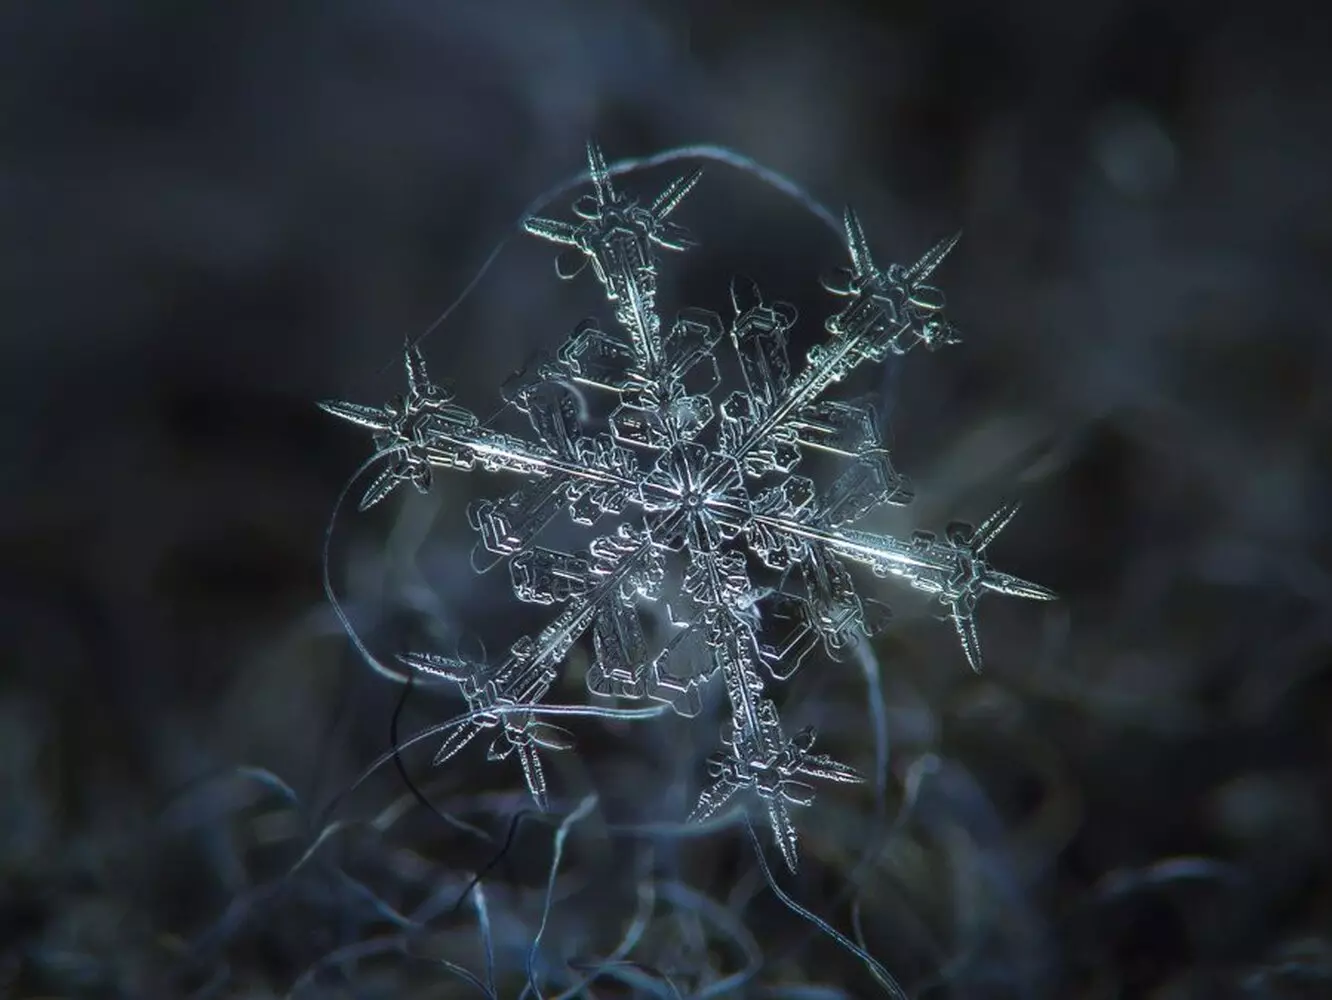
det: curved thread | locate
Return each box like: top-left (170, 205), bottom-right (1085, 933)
top-left (525, 794), bottom-right (601, 999)
top-left (392, 143), bottom-right (844, 368)
top-left (316, 700), bottom-right (669, 832)
top-left (746, 818), bottom-right (909, 1000)
top-left (322, 447), bottom-right (418, 684)
top-left (388, 672), bottom-right (492, 840)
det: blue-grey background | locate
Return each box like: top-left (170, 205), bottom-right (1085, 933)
top-left (3, 1), bottom-right (1329, 997)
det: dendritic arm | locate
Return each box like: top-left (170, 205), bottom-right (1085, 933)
top-left (523, 140), bottom-right (703, 386)
top-left (749, 502), bottom-right (1056, 672)
top-left (319, 342), bottom-right (640, 512)
top-left (712, 212), bottom-right (961, 487)
top-left (682, 547), bottom-right (864, 871)
top-left (397, 525), bottom-right (662, 808)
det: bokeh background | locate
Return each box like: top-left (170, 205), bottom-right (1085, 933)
top-left (3, 1), bottom-right (1330, 997)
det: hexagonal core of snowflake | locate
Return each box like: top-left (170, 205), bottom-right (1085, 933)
top-left (638, 440), bottom-right (749, 551)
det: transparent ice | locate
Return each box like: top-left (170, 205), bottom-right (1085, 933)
top-left (320, 142), bottom-right (1056, 871)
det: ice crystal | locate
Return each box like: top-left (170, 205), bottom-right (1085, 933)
top-left (321, 142), bottom-right (1056, 871)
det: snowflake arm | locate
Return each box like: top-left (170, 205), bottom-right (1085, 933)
top-left (709, 210), bottom-right (962, 490)
top-left (680, 547), bottom-right (864, 871)
top-left (523, 140), bottom-right (703, 382)
top-left (746, 501), bottom-right (1057, 672)
top-left (397, 526), bottom-right (659, 807)
top-left (688, 693), bottom-right (863, 872)
top-left (320, 342), bottom-right (646, 519)
top-left (822, 209), bottom-right (962, 354)
top-left (318, 342), bottom-right (453, 509)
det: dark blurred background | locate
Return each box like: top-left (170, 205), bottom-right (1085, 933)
top-left (3, 1), bottom-right (1330, 997)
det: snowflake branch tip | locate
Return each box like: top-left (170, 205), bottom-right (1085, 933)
top-left (649, 164), bottom-right (704, 221)
top-left (521, 214), bottom-right (580, 247)
top-left (317, 398), bottom-right (392, 433)
top-left (842, 206), bottom-right (876, 276)
top-left (906, 229), bottom-right (962, 282)
top-left (585, 138), bottom-right (615, 206)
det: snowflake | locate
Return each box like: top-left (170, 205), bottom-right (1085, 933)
top-left (321, 142), bottom-right (1056, 871)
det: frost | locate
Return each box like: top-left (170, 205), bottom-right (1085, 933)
top-left (320, 141), bottom-right (1055, 870)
